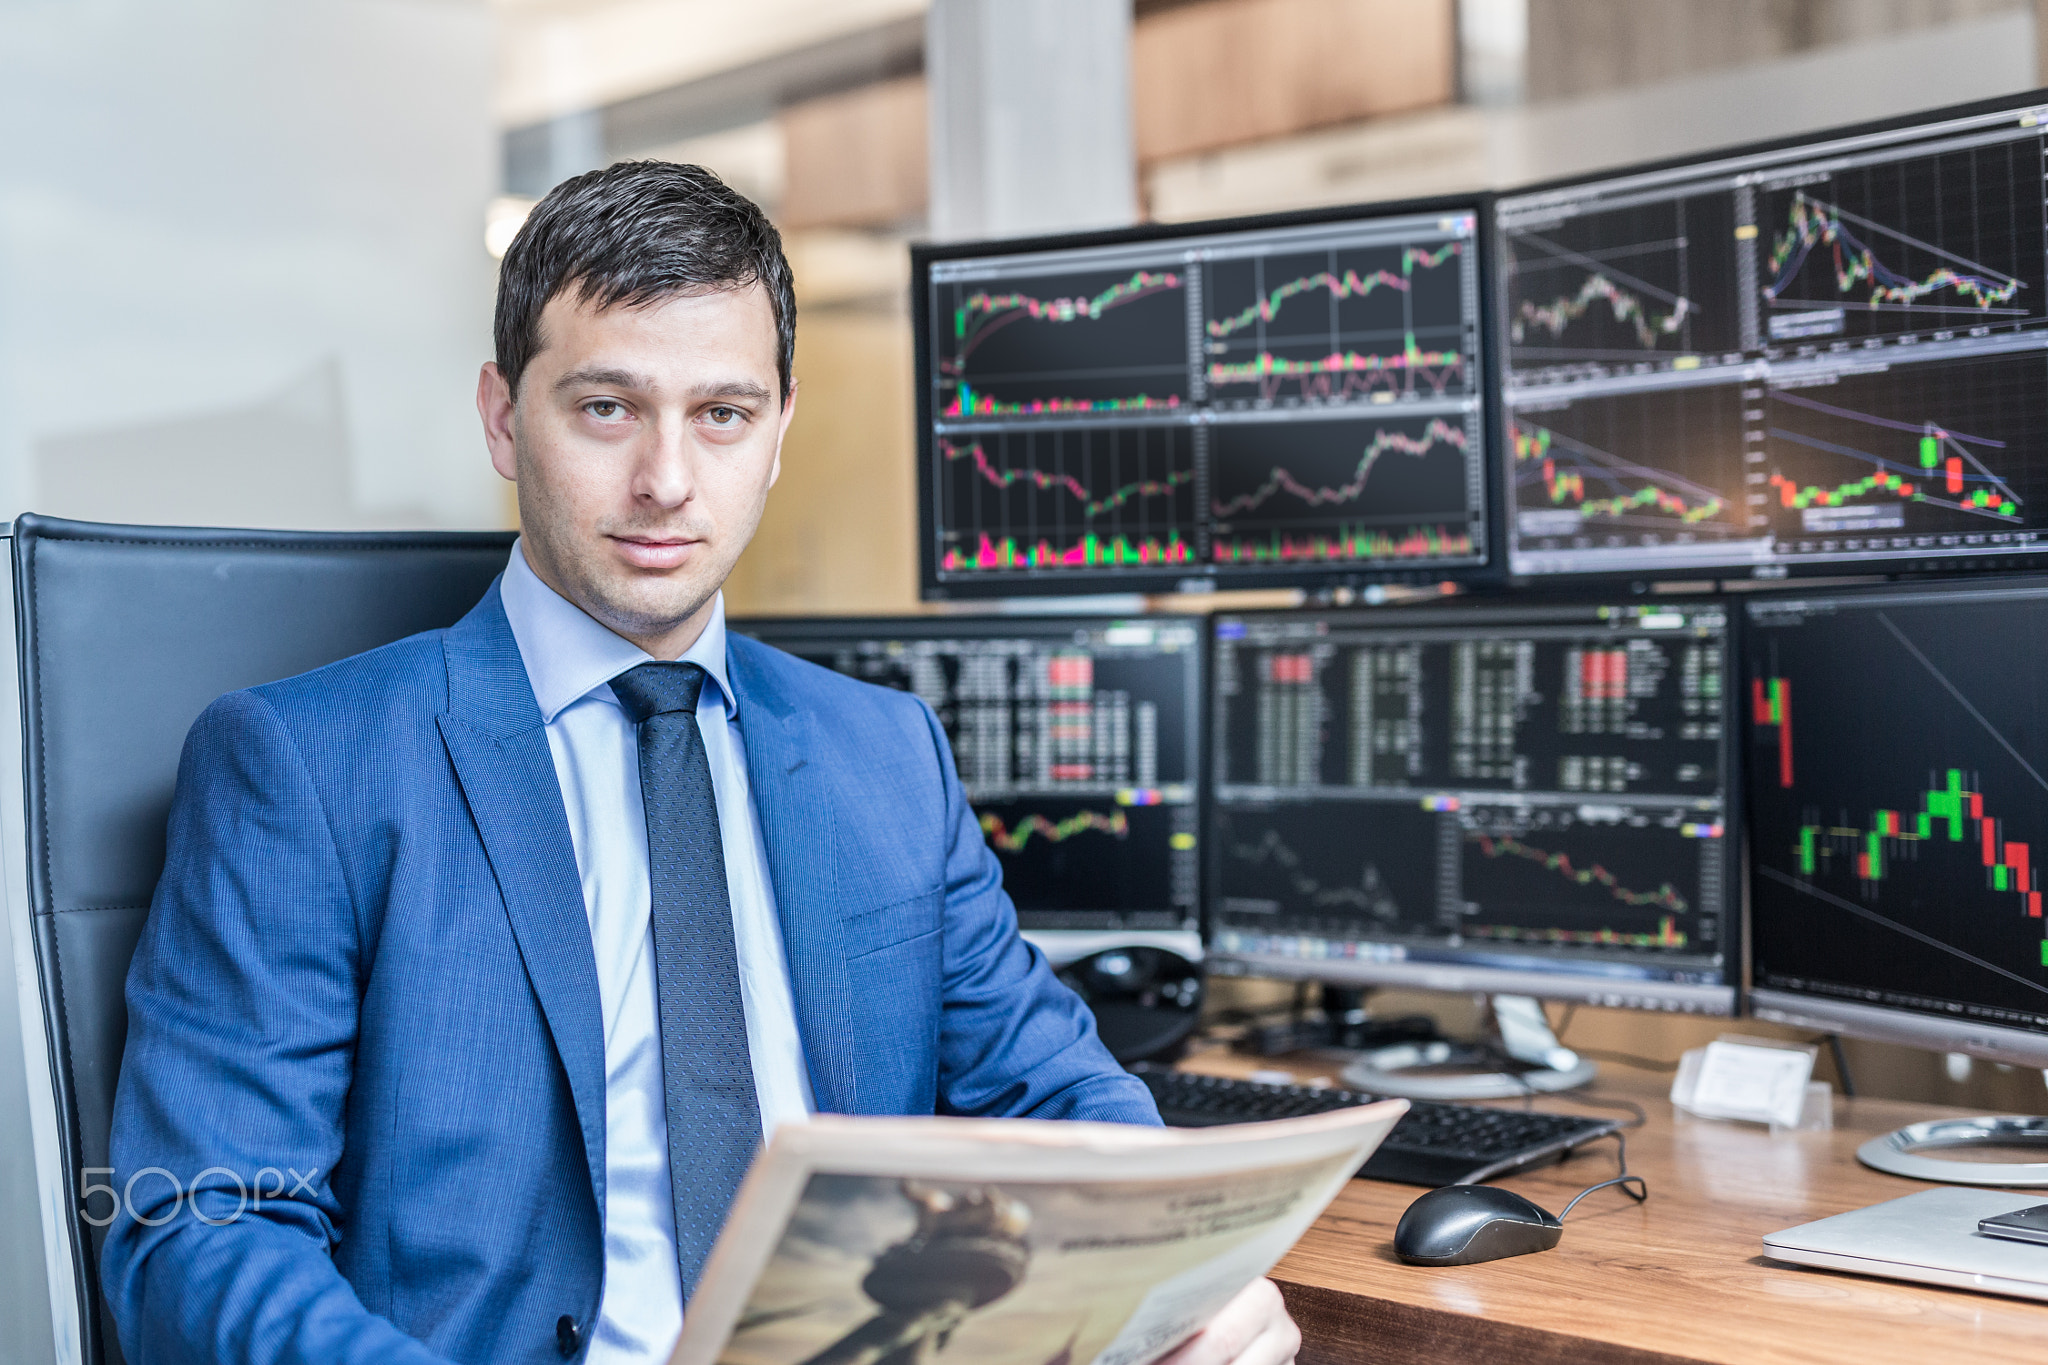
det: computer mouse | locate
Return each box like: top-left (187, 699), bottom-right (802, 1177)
top-left (1393, 1184), bottom-right (1563, 1266)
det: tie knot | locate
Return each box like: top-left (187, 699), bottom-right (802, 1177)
top-left (610, 661), bottom-right (709, 722)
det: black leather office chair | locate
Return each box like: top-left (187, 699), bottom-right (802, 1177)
top-left (11, 514), bottom-right (515, 1365)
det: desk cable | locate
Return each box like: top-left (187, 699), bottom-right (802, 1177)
top-left (1556, 1132), bottom-right (1649, 1220)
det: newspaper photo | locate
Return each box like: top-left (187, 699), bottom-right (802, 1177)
top-left (670, 1099), bottom-right (1406, 1365)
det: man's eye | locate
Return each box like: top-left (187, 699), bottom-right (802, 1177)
top-left (586, 400), bottom-right (627, 421)
top-left (706, 405), bottom-right (742, 426)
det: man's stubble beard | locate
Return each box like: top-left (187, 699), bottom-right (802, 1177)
top-left (516, 461), bottom-right (736, 649)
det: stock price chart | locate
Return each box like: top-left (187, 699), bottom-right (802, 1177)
top-left (1761, 355), bottom-right (2048, 552)
top-left (935, 266), bottom-right (1189, 419)
top-left (926, 210), bottom-right (1488, 589)
top-left (1756, 134), bottom-right (2045, 350)
top-left (933, 426), bottom-right (1199, 575)
top-left (1214, 799), bottom-right (1443, 940)
top-left (1203, 239), bottom-right (1471, 408)
top-left (1510, 385), bottom-right (1751, 552)
top-left (1498, 94), bottom-right (2048, 577)
top-left (1747, 585), bottom-right (2048, 1030)
top-left (1456, 804), bottom-right (1718, 954)
top-left (1207, 413), bottom-right (1479, 569)
top-left (1503, 188), bottom-right (1741, 382)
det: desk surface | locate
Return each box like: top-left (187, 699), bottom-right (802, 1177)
top-left (1180, 1047), bottom-right (2048, 1364)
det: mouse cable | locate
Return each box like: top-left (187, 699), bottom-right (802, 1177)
top-left (1556, 1131), bottom-right (1649, 1220)
top-left (1558, 1175), bottom-right (1648, 1219)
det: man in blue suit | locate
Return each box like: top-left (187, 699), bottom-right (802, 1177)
top-left (103, 163), bottom-right (1301, 1365)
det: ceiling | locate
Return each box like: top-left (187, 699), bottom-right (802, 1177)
top-left (489, 0), bottom-right (930, 124)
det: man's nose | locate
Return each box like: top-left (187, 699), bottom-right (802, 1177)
top-left (634, 423), bottom-right (696, 507)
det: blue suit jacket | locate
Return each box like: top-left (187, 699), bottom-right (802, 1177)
top-left (103, 583), bottom-right (1157, 1365)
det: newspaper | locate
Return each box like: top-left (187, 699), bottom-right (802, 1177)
top-left (670, 1098), bottom-right (1407, 1365)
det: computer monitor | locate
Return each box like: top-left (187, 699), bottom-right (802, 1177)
top-left (1495, 90), bottom-right (2048, 580)
top-left (1205, 599), bottom-right (1735, 1013)
top-left (729, 614), bottom-right (1203, 941)
top-left (912, 198), bottom-right (1495, 598)
top-left (1745, 577), bottom-right (2048, 1066)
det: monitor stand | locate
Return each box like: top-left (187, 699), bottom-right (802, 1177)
top-left (1338, 994), bottom-right (1597, 1100)
top-left (1857, 1117), bottom-right (2048, 1187)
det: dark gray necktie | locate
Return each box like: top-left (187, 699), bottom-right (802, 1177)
top-left (608, 661), bottom-right (761, 1302)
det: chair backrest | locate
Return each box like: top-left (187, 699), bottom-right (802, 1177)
top-left (8, 515), bottom-right (515, 1365)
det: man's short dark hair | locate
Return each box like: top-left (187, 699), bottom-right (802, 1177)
top-left (494, 160), bottom-right (796, 400)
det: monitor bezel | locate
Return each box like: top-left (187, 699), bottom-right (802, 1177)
top-left (730, 610), bottom-right (1212, 935)
top-left (909, 191), bottom-right (1507, 600)
top-left (1740, 571), bottom-right (2048, 1062)
top-left (1491, 84), bottom-right (2048, 587)
top-left (1748, 988), bottom-right (2048, 1068)
top-left (1201, 591), bottom-right (1743, 1016)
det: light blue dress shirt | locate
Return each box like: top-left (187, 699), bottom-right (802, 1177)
top-left (499, 542), bottom-right (815, 1365)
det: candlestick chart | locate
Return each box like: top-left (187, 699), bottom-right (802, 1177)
top-left (1213, 801), bottom-right (1440, 934)
top-left (934, 264), bottom-right (1191, 417)
top-left (1760, 356), bottom-right (2048, 544)
top-left (1206, 414), bottom-right (1479, 567)
top-left (1456, 809), bottom-right (1717, 952)
top-left (1747, 589), bottom-right (2048, 1017)
top-left (972, 798), bottom-right (1177, 918)
top-left (1508, 382), bottom-right (1749, 550)
top-left (935, 423), bottom-right (1199, 576)
top-left (979, 807), bottom-right (1128, 852)
top-left (1755, 136), bottom-right (2045, 344)
top-left (1503, 190), bottom-right (1739, 376)
top-left (1203, 240), bottom-right (1472, 407)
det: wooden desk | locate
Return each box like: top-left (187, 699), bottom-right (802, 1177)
top-left (1180, 1049), bottom-right (2048, 1363)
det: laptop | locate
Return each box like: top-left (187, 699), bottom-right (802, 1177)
top-left (1764, 1187), bottom-right (2048, 1302)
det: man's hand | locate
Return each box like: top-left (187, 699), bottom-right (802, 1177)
top-left (1155, 1278), bottom-right (1300, 1365)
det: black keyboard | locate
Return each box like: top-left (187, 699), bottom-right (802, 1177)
top-left (1136, 1068), bottom-right (1621, 1187)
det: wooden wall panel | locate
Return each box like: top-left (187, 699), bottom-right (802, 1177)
top-left (778, 75), bottom-right (929, 231)
top-left (723, 308), bottom-right (920, 615)
top-left (1526, 0), bottom-right (2025, 102)
top-left (1132, 0), bottom-right (1456, 164)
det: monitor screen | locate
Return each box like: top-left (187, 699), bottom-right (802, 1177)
top-left (730, 615), bottom-right (1202, 934)
top-left (913, 201), bottom-right (1493, 597)
top-left (1206, 600), bottom-right (1734, 1012)
top-left (1746, 579), bottom-right (2048, 1064)
top-left (1496, 91), bottom-right (2048, 580)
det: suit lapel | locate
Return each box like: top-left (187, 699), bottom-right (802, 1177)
top-left (436, 584), bottom-right (607, 1202)
top-left (728, 638), bottom-right (859, 1114)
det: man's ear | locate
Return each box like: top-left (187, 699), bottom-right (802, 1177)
top-left (767, 379), bottom-right (798, 490)
top-left (478, 362), bottom-right (518, 481)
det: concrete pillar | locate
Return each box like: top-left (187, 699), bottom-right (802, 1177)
top-left (925, 0), bottom-right (1137, 241)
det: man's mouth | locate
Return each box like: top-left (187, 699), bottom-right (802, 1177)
top-left (609, 534), bottom-right (701, 571)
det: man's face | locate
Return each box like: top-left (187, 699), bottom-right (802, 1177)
top-left (477, 281), bottom-right (795, 656)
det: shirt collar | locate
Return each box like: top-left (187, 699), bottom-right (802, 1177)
top-left (499, 538), bottom-right (736, 724)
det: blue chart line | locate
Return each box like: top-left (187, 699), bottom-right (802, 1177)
top-left (1771, 388), bottom-right (2002, 446)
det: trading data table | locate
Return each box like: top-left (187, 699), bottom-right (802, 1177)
top-left (1209, 602), bottom-right (1734, 1008)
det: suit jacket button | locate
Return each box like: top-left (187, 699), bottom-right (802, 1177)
top-left (556, 1315), bottom-right (582, 1357)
